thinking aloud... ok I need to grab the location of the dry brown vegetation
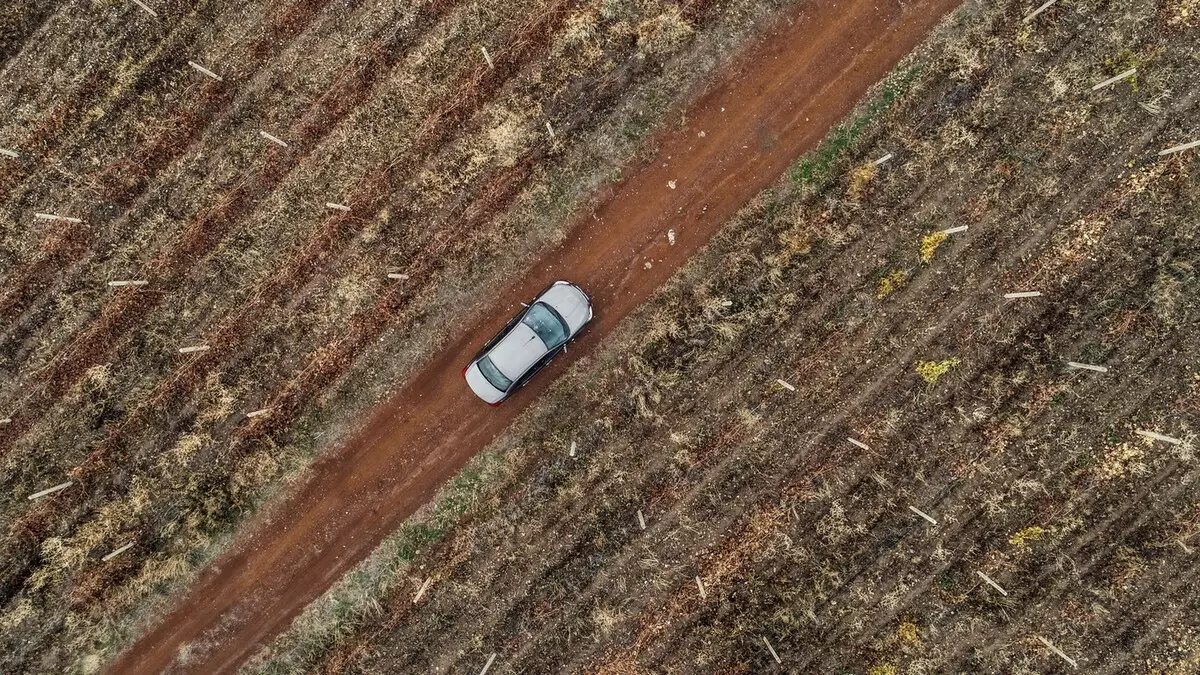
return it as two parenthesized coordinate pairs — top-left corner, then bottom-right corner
(0, 0), (795, 671)
(246, 0), (1200, 672)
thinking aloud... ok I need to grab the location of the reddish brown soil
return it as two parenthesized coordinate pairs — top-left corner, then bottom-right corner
(109, 0), (961, 671)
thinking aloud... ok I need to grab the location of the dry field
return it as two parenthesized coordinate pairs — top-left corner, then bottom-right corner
(0, 0), (797, 670)
(243, 0), (1200, 672)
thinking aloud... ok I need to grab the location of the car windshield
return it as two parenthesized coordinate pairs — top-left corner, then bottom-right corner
(521, 302), (568, 348)
(477, 355), (512, 392)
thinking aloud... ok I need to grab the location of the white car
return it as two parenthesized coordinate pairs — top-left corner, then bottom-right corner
(463, 281), (593, 405)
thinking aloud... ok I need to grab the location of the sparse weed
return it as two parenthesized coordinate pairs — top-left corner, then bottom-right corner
(876, 269), (909, 299)
(1008, 526), (1049, 551)
(915, 358), (960, 384)
(1103, 48), (1144, 92)
(919, 231), (947, 263)
(847, 162), (878, 201)
(788, 66), (921, 190)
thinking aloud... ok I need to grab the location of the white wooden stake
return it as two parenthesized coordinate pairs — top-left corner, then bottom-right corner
(545, 121), (555, 138)
(35, 212), (82, 223)
(187, 60), (223, 82)
(637, 509), (646, 530)
(131, 0), (158, 17)
(480, 46), (494, 69)
(873, 153), (894, 166)
(1135, 430), (1183, 446)
(246, 408), (271, 419)
(1023, 0), (1057, 22)
(413, 576), (433, 603)
(775, 379), (795, 391)
(1066, 361), (1107, 373)
(1159, 140), (1200, 157)
(1036, 635), (1078, 669)
(908, 505), (937, 525)
(976, 570), (1009, 596)
(695, 575), (707, 599)
(478, 653), (497, 675)
(387, 273), (409, 280)
(1092, 68), (1136, 91)
(763, 636), (782, 664)
(847, 437), (870, 451)
(569, 440), (576, 457)
(179, 345), (210, 354)
(941, 225), (969, 234)
(108, 280), (149, 287)
(1004, 291), (1042, 299)
(0, 148), (19, 159)
(102, 542), (135, 561)
(259, 131), (289, 148)
(28, 481), (73, 500)
(325, 202), (351, 212)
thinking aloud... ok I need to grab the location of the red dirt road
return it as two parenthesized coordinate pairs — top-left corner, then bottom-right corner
(110, 0), (961, 671)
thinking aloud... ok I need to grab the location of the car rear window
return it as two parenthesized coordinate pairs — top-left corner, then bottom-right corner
(521, 302), (568, 348)
(477, 355), (512, 392)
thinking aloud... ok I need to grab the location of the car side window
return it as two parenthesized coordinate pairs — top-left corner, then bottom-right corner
(521, 302), (568, 348)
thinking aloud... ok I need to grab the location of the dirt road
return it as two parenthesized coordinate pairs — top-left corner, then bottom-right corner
(109, 0), (962, 671)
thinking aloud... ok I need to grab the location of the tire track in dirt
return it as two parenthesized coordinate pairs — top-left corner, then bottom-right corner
(105, 0), (962, 672)
(66, 0), (606, 544)
(4, 4), (717, 618)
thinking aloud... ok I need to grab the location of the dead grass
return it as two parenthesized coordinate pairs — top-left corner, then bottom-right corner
(0, 0), (803, 672)
(240, 1), (1200, 672)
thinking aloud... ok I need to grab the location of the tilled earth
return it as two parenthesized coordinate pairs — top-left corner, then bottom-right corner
(244, 0), (1200, 672)
(1, 0), (817, 670)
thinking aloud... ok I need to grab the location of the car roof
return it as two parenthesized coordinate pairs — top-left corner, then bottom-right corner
(488, 322), (549, 380)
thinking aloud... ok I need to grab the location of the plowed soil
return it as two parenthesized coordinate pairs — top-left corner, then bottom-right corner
(108, 0), (961, 672)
